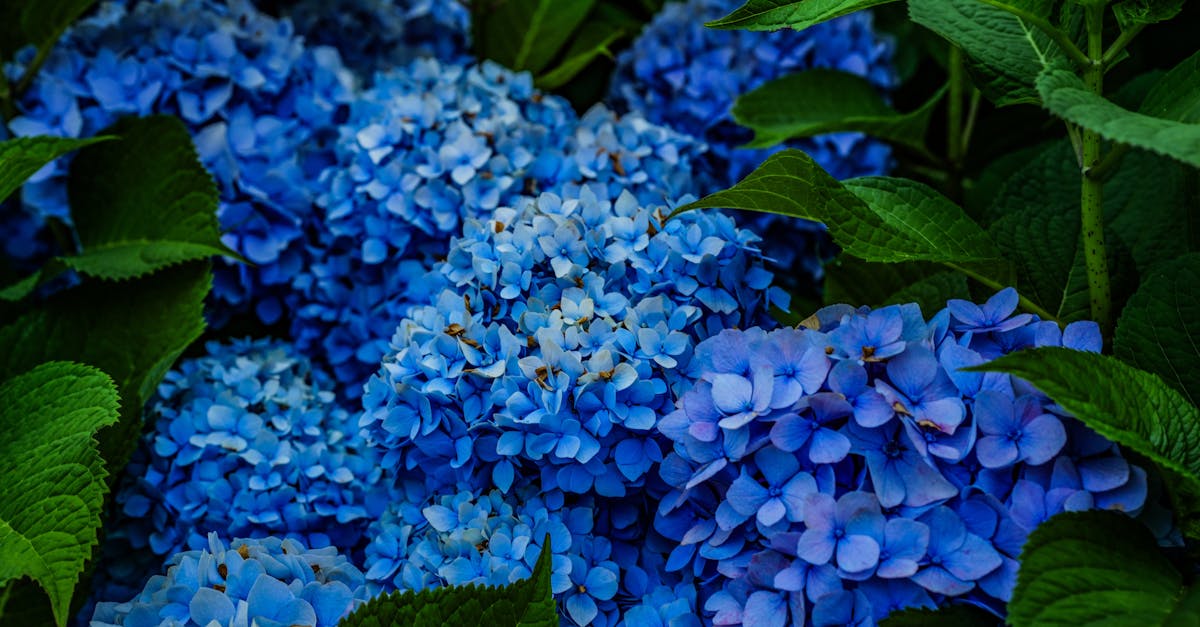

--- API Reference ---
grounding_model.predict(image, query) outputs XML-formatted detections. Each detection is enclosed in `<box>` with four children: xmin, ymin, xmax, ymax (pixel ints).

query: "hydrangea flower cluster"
<box><xmin>654</xmin><ymin>289</ymin><xmax>1147</xmax><ymax>623</ymax></box>
<box><xmin>609</xmin><ymin>0</ymin><xmax>895</xmax><ymax>186</ymax></box>
<box><xmin>91</xmin><ymin>533</ymin><xmax>369</xmax><ymax>627</ymax></box>
<box><xmin>609</xmin><ymin>0</ymin><xmax>896</xmax><ymax>284</ymax></box>
<box><xmin>112</xmin><ymin>337</ymin><xmax>386</xmax><ymax>566</ymax></box>
<box><xmin>285</xmin><ymin>0</ymin><xmax>471</xmax><ymax>74</ymax></box>
<box><xmin>359</xmin><ymin>188</ymin><xmax>786</xmax><ymax>503</ymax></box>
<box><xmin>297</xmin><ymin>59</ymin><xmax>713</xmax><ymax>395</ymax></box>
<box><xmin>6</xmin><ymin>0</ymin><xmax>356</xmax><ymax>323</ymax></box>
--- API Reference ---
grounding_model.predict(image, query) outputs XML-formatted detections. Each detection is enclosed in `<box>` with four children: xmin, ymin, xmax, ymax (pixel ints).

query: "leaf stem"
<box><xmin>1081</xmin><ymin>5</ymin><xmax>1112</xmax><ymax>339</ymax></box>
<box><xmin>1101</xmin><ymin>25</ymin><xmax>1144</xmax><ymax>68</ymax></box>
<box><xmin>977</xmin><ymin>0</ymin><xmax>1090</xmax><ymax>69</ymax></box>
<box><xmin>946</xmin><ymin>47</ymin><xmax>966</xmax><ymax>201</ymax></box>
<box><xmin>947</xmin><ymin>262</ymin><xmax>1058</xmax><ymax>322</ymax></box>
<box><xmin>960</xmin><ymin>89</ymin><xmax>982</xmax><ymax>155</ymax></box>
<box><xmin>1088</xmin><ymin>143</ymin><xmax>1130</xmax><ymax>182</ymax></box>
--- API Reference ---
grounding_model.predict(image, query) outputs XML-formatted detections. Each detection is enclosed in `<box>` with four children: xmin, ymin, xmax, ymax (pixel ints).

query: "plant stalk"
<box><xmin>946</xmin><ymin>46</ymin><xmax>966</xmax><ymax>201</ymax></box>
<box><xmin>1081</xmin><ymin>6</ymin><xmax>1112</xmax><ymax>339</ymax></box>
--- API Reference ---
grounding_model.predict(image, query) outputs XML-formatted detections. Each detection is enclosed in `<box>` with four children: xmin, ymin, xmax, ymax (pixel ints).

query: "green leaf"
<box><xmin>823</xmin><ymin>257</ymin><xmax>946</xmax><ymax>309</ymax></box>
<box><xmin>1114</xmin><ymin>254</ymin><xmax>1200</xmax><ymax>407</ymax></box>
<box><xmin>0</xmin><ymin>0</ymin><xmax>95</xmax><ymax>61</ymax></box>
<box><xmin>535</xmin><ymin>11</ymin><xmax>625</xmax><ymax>89</ymax></box>
<box><xmin>880</xmin><ymin>604</ymin><xmax>1001</xmax><ymax>626</ymax></box>
<box><xmin>971</xmin><ymin>347</ymin><xmax>1200</xmax><ymax>487</ymax></box>
<box><xmin>1010</xmin><ymin>510</ymin><xmax>1191</xmax><ymax>626</ymax></box>
<box><xmin>909</xmin><ymin>0</ymin><xmax>1060</xmax><ymax>106</ymax></box>
<box><xmin>1036</xmin><ymin>65</ymin><xmax>1200</xmax><ymax>168</ymax></box>
<box><xmin>883</xmin><ymin>270</ymin><xmax>971</xmax><ymax>315</ymax></box>
<box><xmin>672</xmin><ymin>150</ymin><xmax>1004</xmax><ymax>265</ymax></box>
<box><xmin>0</xmin><ymin>263</ymin><xmax>210</xmax><ymax>475</ymax></box>
<box><xmin>0</xmin><ymin>362</ymin><xmax>119</xmax><ymax>627</ymax></box>
<box><xmin>0</xmin><ymin>135</ymin><xmax>112</xmax><ymax>205</ymax></box>
<box><xmin>731</xmin><ymin>69</ymin><xmax>944</xmax><ymax>157</ymax></box>
<box><xmin>338</xmin><ymin>534</ymin><xmax>556</xmax><ymax>627</ymax></box>
<box><xmin>472</xmin><ymin>0</ymin><xmax>596</xmax><ymax>74</ymax></box>
<box><xmin>1140</xmin><ymin>49</ymin><xmax>1200</xmax><ymax>124</ymax></box>
<box><xmin>705</xmin><ymin>0</ymin><xmax>899</xmax><ymax>31</ymax></box>
<box><xmin>1113</xmin><ymin>0</ymin><xmax>1185</xmax><ymax>29</ymax></box>
<box><xmin>62</xmin><ymin>115</ymin><xmax>232</xmax><ymax>281</ymax></box>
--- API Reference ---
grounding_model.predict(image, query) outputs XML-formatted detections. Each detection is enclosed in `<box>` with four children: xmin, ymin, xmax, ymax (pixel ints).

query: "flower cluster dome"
<box><xmin>296</xmin><ymin>59</ymin><xmax>714</xmax><ymax>396</ymax></box>
<box><xmin>359</xmin><ymin>188</ymin><xmax>786</xmax><ymax>502</ymax></box>
<box><xmin>90</xmin><ymin>533</ymin><xmax>369</xmax><ymax>627</ymax></box>
<box><xmin>111</xmin><ymin>337</ymin><xmax>386</xmax><ymax>567</ymax></box>
<box><xmin>6</xmin><ymin>0</ymin><xmax>356</xmax><ymax>323</ymax></box>
<box><xmin>654</xmin><ymin>289</ymin><xmax>1147</xmax><ymax>623</ymax></box>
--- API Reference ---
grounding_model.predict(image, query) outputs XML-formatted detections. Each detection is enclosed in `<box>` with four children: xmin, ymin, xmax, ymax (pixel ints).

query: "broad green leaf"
<box><xmin>0</xmin><ymin>362</ymin><xmax>118</xmax><ymax>627</ymax></box>
<box><xmin>1113</xmin><ymin>0</ymin><xmax>1185</xmax><ymax>29</ymax></box>
<box><xmin>0</xmin><ymin>0</ymin><xmax>95</xmax><ymax>60</ymax></box>
<box><xmin>1010</xmin><ymin>510</ymin><xmax>1190</xmax><ymax>626</ymax></box>
<box><xmin>472</xmin><ymin>0</ymin><xmax>596</xmax><ymax>74</ymax></box>
<box><xmin>0</xmin><ymin>263</ymin><xmax>210</xmax><ymax>475</ymax></box>
<box><xmin>1140</xmin><ymin>49</ymin><xmax>1200</xmax><ymax>124</ymax></box>
<box><xmin>909</xmin><ymin>0</ymin><xmax>1060</xmax><ymax>106</ymax></box>
<box><xmin>971</xmin><ymin>348</ymin><xmax>1200</xmax><ymax>487</ymax></box>
<box><xmin>705</xmin><ymin>0</ymin><xmax>898</xmax><ymax>31</ymax></box>
<box><xmin>880</xmin><ymin>604</ymin><xmax>1001</xmax><ymax>626</ymax></box>
<box><xmin>1114</xmin><ymin>254</ymin><xmax>1200</xmax><ymax>406</ymax></box>
<box><xmin>824</xmin><ymin>257</ymin><xmax>946</xmax><ymax>309</ymax></box>
<box><xmin>732</xmin><ymin>69</ymin><xmax>944</xmax><ymax>157</ymax></box>
<box><xmin>672</xmin><ymin>150</ymin><xmax>1004</xmax><ymax>266</ymax></box>
<box><xmin>883</xmin><ymin>270</ymin><xmax>971</xmax><ymax>316</ymax></box>
<box><xmin>1036</xmin><ymin>66</ymin><xmax>1200</xmax><ymax>168</ymax></box>
<box><xmin>0</xmin><ymin>135</ymin><xmax>111</xmax><ymax>204</ymax></box>
<box><xmin>63</xmin><ymin>115</ymin><xmax>232</xmax><ymax>281</ymax></box>
<box><xmin>536</xmin><ymin>11</ymin><xmax>625</xmax><ymax>89</ymax></box>
<box><xmin>338</xmin><ymin>535</ymin><xmax>556</xmax><ymax>626</ymax></box>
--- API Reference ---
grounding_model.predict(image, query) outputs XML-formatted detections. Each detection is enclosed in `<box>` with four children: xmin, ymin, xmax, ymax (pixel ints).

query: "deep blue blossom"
<box><xmin>609</xmin><ymin>0</ymin><xmax>896</xmax><ymax>285</ymax></box>
<box><xmin>7</xmin><ymin>0</ymin><xmax>356</xmax><ymax>324</ymax></box>
<box><xmin>298</xmin><ymin>59</ymin><xmax>713</xmax><ymax>396</ymax></box>
<box><xmin>655</xmin><ymin>292</ymin><xmax>1147</xmax><ymax>624</ymax></box>
<box><xmin>108</xmin><ymin>338</ymin><xmax>386</xmax><ymax>577</ymax></box>
<box><xmin>90</xmin><ymin>533</ymin><xmax>368</xmax><ymax>627</ymax></box>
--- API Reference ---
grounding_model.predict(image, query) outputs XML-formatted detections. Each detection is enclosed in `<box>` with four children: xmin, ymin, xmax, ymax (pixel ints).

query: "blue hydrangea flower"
<box><xmin>90</xmin><ymin>533</ymin><xmax>369</xmax><ymax>627</ymax></box>
<box><xmin>654</xmin><ymin>290</ymin><xmax>1147</xmax><ymax>624</ymax></box>
<box><xmin>359</xmin><ymin>189</ymin><xmax>785</xmax><ymax>503</ymax></box>
<box><xmin>297</xmin><ymin>59</ymin><xmax>713</xmax><ymax>396</ymax></box>
<box><xmin>285</xmin><ymin>0</ymin><xmax>471</xmax><ymax>74</ymax></box>
<box><xmin>7</xmin><ymin>0</ymin><xmax>356</xmax><ymax>323</ymax></box>
<box><xmin>609</xmin><ymin>0</ymin><xmax>896</xmax><ymax>284</ymax></box>
<box><xmin>110</xmin><ymin>338</ymin><xmax>386</xmax><ymax>571</ymax></box>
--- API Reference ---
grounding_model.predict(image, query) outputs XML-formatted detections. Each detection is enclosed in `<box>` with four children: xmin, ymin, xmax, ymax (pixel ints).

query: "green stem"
<box><xmin>1101</xmin><ymin>24</ymin><xmax>1144</xmax><ymax>68</ymax></box>
<box><xmin>960</xmin><ymin>89</ymin><xmax>982</xmax><ymax>155</ymax></box>
<box><xmin>1081</xmin><ymin>5</ymin><xmax>1112</xmax><ymax>339</ymax></box>
<box><xmin>1088</xmin><ymin>143</ymin><xmax>1130</xmax><ymax>182</ymax></box>
<box><xmin>947</xmin><ymin>263</ymin><xmax>1059</xmax><ymax>322</ymax></box>
<box><xmin>946</xmin><ymin>47</ymin><xmax>966</xmax><ymax>201</ymax></box>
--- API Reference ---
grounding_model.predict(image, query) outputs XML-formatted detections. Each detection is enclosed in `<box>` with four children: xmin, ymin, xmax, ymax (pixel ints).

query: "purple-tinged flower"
<box><xmin>811</xmin><ymin>589</ymin><xmax>874</xmax><ymax>627</ymax></box>
<box><xmin>771</xmin><ymin>393</ymin><xmax>853</xmax><ymax>464</ymax></box>
<box><xmin>796</xmin><ymin>492</ymin><xmax>886</xmax><ymax>578</ymax></box>
<box><xmin>911</xmin><ymin>507</ymin><xmax>1002</xmax><ymax>595</ymax></box>
<box><xmin>975</xmin><ymin>391</ymin><xmax>1067</xmax><ymax>468</ymax></box>
<box><xmin>947</xmin><ymin>287</ymin><xmax>1033</xmax><ymax>334</ymax></box>
<box><xmin>847</xmin><ymin>421</ymin><xmax>957</xmax><ymax>508</ymax></box>
<box><xmin>876</xmin><ymin>345</ymin><xmax>966</xmax><ymax>434</ymax></box>
<box><xmin>726</xmin><ymin>448</ymin><xmax>819</xmax><ymax>527</ymax></box>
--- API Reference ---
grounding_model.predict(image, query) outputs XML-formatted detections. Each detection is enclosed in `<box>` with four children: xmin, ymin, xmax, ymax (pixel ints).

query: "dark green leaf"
<box><xmin>881</xmin><ymin>604</ymin><xmax>1001</xmax><ymax>626</ymax></box>
<box><xmin>1113</xmin><ymin>0</ymin><xmax>1185</xmax><ymax>29</ymax></box>
<box><xmin>63</xmin><ymin>115</ymin><xmax>232</xmax><ymax>281</ymax></box>
<box><xmin>1010</xmin><ymin>510</ymin><xmax>1189</xmax><ymax>626</ymax></box>
<box><xmin>0</xmin><ymin>0</ymin><xmax>95</xmax><ymax>61</ymax></box>
<box><xmin>672</xmin><ymin>150</ymin><xmax>1004</xmax><ymax>265</ymax></box>
<box><xmin>1114</xmin><ymin>253</ymin><xmax>1200</xmax><ymax>406</ymax></box>
<box><xmin>0</xmin><ymin>135</ymin><xmax>112</xmax><ymax>205</ymax></box>
<box><xmin>909</xmin><ymin>0</ymin><xmax>1059</xmax><ymax>106</ymax></box>
<box><xmin>883</xmin><ymin>270</ymin><xmax>971</xmax><ymax>315</ymax></box>
<box><xmin>824</xmin><ymin>257</ymin><xmax>945</xmax><ymax>309</ymax></box>
<box><xmin>0</xmin><ymin>263</ymin><xmax>210</xmax><ymax>475</ymax></box>
<box><xmin>1037</xmin><ymin>65</ymin><xmax>1200</xmax><ymax>168</ymax></box>
<box><xmin>971</xmin><ymin>348</ymin><xmax>1200</xmax><ymax>487</ymax></box>
<box><xmin>705</xmin><ymin>0</ymin><xmax>899</xmax><ymax>31</ymax></box>
<box><xmin>472</xmin><ymin>0</ymin><xmax>596</xmax><ymax>74</ymax></box>
<box><xmin>536</xmin><ymin>10</ymin><xmax>625</xmax><ymax>89</ymax></box>
<box><xmin>0</xmin><ymin>362</ymin><xmax>119</xmax><ymax>627</ymax></box>
<box><xmin>1140</xmin><ymin>48</ymin><xmax>1200</xmax><ymax>124</ymax></box>
<box><xmin>732</xmin><ymin>69</ymin><xmax>944</xmax><ymax>158</ymax></box>
<box><xmin>339</xmin><ymin>533</ymin><xmax>556</xmax><ymax>627</ymax></box>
